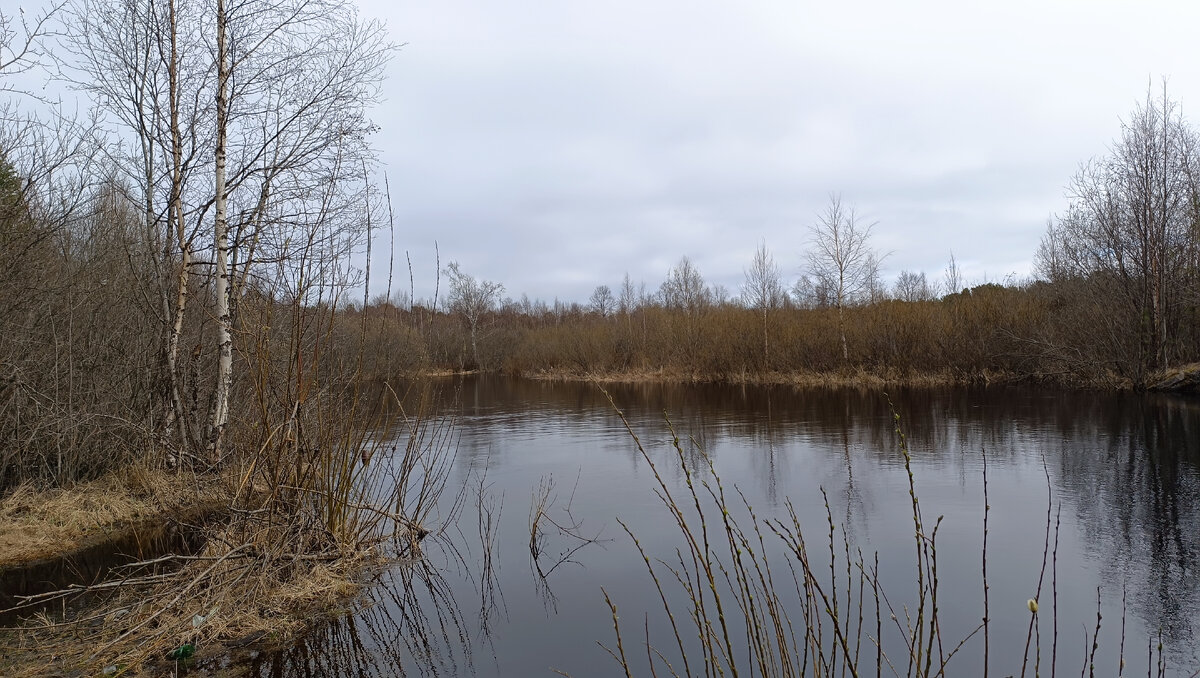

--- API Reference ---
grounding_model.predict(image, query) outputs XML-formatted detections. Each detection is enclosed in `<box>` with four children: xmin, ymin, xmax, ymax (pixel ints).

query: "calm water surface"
<box><xmin>240</xmin><ymin>377</ymin><xmax>1200</xmax><ymax>677</ymax></box>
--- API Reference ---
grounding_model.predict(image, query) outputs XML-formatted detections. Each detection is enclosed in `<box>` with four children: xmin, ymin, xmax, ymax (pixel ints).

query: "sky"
<box><xmin>348</xmin><ymin>1</ymin><xmax>1200</xmax><ymax>304</ymax></box>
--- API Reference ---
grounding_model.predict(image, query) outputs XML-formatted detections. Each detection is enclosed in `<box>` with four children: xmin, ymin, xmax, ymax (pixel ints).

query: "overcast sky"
<box><xmin>359</xmin><ymin>0</ymin><xmax>1200</xmax><ymax>305</ymax></box>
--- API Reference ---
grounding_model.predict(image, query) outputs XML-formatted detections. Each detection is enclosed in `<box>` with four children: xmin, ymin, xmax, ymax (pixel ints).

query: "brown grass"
<box><xmin>599</xmin><ymin>393</ymin><xmax>1148</xmax><ymax>677</ymax></box>
<box><xmin>418</xmin><ymin>368</ymin><xmax>481</xmax><ymax>378</ymax></box>
<box><xmin>0</xmin><ymin>465</ymin><xmax>229</xmax><ymax>568</ymax></box>
<box><xmin>0</xmin><ymin>531</ymin><xmax>383</xmax><ymax>678</ymax></box>
<box><xmin>0</xmin><ymin>379</ymin><xmax>455</xmax><ymax>677</ymax></box>
<box><xmin>1147</xmin><ymin>362</ymin><xmax>1200</xmax><ymax>392</ymax></box>
<box><xmin>523</xmin><ymin>365</ymin><xmax>1023</xmax><ymax>388</ymax></box>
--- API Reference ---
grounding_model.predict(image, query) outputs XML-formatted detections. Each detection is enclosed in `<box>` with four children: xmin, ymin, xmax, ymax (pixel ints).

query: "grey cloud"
<box><xmin>365</xmin><ymin>0</ymin><xmax>1200</xmax><ymax>305</ymax></box>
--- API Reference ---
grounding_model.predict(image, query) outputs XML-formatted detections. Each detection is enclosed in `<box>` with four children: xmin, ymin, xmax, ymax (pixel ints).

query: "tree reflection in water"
<box><xmin>220</xmin><ymin>378</ymin><xmax>1200</xmax><ymax>676</ymax></box>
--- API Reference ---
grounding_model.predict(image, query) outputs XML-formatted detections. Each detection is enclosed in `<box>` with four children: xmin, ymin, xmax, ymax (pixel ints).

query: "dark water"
<box><xmin>240</xmin><ymin>377</ymin><xmax>1200</xmax><ymax>677</ymax></box>
<box><xmin>0</xmin><ymin>521</ymin><xmax>206</xmax><ymax>625</ymax></box>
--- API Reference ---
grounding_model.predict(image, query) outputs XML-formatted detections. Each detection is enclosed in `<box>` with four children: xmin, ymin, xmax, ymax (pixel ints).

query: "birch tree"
<box><xmin>63</xmin><ymin>0</ymin><xmax>392</xmax><ymax>463</ymax></box>
<box><xmin>65</xmin><ymin>0</ymin><xmax>214</xmax><ymax>457</ymax></box>
<box><xmin>806</xmin><ymin>194</ymin><xmax>879</xmax><ymax>361</ymax></box>
<box><xmin>660</xmin><ymin>256</ymin><xmax>708</xmax><ymax>315</ymax></box>
<box><xmin>445</xmin><ymin>261</ymin><xmax>504</xmax><ymax>369</ymax></box>
<box><xmin>207</xmin><ymin>0</ymin><xmax>232</xmax><ymax>457</ymax></box>
<box><xmin>943</xmin><ymin>252</ymin><xmax>962</xmax><ymax>296</ymax></box>
<box><xmin>742</xmin><ymin>241</ymin><xmax>784</xmax><ymax>363</ymax></box>
<box><xmin>205</xmin><ymin>0</ymin><xmax>391</xmax><ymax>459</ymax></box>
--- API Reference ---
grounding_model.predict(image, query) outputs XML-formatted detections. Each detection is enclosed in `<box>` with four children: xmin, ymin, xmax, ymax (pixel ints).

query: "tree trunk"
<box><xmin>165</xmin><ymin>0</ymin><xmax>192</xmax><ymax>457</ymax></box>
<box><xmin>761</xmin><ymin>305</ymin><xmax>768</xmax><ymax>367</ymax></box>
<box><xmin>208</xmin><ymin>0</ymin><xmax>232</xmax><ymax>462</ymax></box>
<box><xmin>469</xmin><ymin>319</ymin><xmax>479</xmax><ymax>369</ymax></box>
<box><xmin>838</xmin><ymin>268</ymin><xmax>849</xmax><ymax>362</ymax></box>
<box><xmin>838</xmin><ymin>303</ymin><xmax>848</xmax><ymax>362</ymax></box>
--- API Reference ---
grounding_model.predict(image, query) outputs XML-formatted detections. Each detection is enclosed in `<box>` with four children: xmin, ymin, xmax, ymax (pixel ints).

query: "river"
<box><xmin>235</xmin><ymin>377</ymin><xmax>1200</xmax><ymax>677</ymax></box>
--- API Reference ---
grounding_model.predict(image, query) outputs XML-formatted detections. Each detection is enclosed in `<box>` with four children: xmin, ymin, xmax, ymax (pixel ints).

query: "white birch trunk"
<box><xmin>164</xmin><ymin>0</ymin><xmax>192</xmax><ymax>456</ymax></box>
<box><xmin>208</xmin><ymin>0</ymin><xmax>232</xmax><ymax>462</ymax></box>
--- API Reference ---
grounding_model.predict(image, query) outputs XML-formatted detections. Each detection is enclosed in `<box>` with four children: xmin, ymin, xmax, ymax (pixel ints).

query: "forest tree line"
<box><xmin>344</xmin><ymin>254</ymin><xmax>1040</xmax><ymax>382</ymax></box>
<box><xmin>2</xmin><ymin>0</ymin><xmax>1199</xmax><ymax>497</ymax></box>
<box><xmin>353</xmin><ymin>88</ymin><xmax>1200</xmax><ymax>387</ymax></box>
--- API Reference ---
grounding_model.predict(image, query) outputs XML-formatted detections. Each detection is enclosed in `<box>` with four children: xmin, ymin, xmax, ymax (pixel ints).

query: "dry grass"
<box><xmin>0</xmin><ymin>475</ymin><xmax>428</xmax><ymax>677</ymax></box>
<box><xmin>599</xmin><ymin>390</ymin><xmax>1154</xmax><ymax>677</ymax></box>
<box><xmin>0</xmin><ymin>529</ymin><xmax>385</xmax><ymax>678</ymax></box>
<box><xmin>524</xmin><ymin>365</ymin><xmax>1020</xmax><ymax>388</ymax></box>
<box><xmin>419</xmin><ymin>368</ymin><xmax>481</xmax><ymax>378</ymax></box>
<box><xmin>0</xmin><ymin>465</ymin><xmax>229</xmax><ymax>568</ymax></box>
<box><xmin>0</xmin><ymin>381</ymin><xmax>456</xmax><ymax>677</ymax></box>
<box><xmin>1147</xmin><ymin>362</ymin><xmax>1200</xmax><ymax>392</ymax></box>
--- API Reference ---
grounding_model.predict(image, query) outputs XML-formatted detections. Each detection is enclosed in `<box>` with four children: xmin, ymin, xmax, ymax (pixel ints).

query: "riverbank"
<box><xmin>0</xmin><ymin>462</ymin><xmax>413</xmax><ymax>677</ymax></box>
<box><xmin>1149</xmin><ymin>362</ymin><xmax>1200</xmax><ymax>394</ymax></box>
<box><xmin>0</xmin><ymin>550</ymin><xmax>377</xmax><ymax>678</ymax></box>
<box><xmin>517</xmin><ymin>365</ymin><xmax>1114</xmax><ymax>388</ymax></box>
<box><xmin>0</xmin><ymin>466</ymin><xmax>228</xmax><ymax>569</ymax></box>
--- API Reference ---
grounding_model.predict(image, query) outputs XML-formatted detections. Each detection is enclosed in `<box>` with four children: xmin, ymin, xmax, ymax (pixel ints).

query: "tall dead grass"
<box><xmin>0</xmin><ymin>466</ymin><xmax>225</xmax><ymax>568</ymax></box>
<box><xmin>0</xmin><ymin>205</ymin><xmax>462</xmax><ymax>675</ymax></box>
<box><xmin>600</xmin><ymin>388</ymin><xmax>1165</xmax><ymax>677</ymax></box>
<box><xmin>0</xmin><ymin>382</ymin><xmax>460</xmax><ymax>677</ymax></box>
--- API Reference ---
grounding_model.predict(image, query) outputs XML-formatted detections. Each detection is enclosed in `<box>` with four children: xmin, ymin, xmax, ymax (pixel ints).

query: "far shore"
<box><xmin>410</xmin><ymin>366</ymin><xmax>1144</xmax><ymax>390</ymax></box>
<box><xmin>520</xmin><ymin>366</ymin><xmax>1016</xmax><ymax>388</ymax></box>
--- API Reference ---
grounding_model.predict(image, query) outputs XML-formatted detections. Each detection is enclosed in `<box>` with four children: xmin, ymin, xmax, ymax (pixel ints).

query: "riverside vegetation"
<box><xmin>343</xmin><ymin>89</ymin><xmax>1200</xmax><ymax>392</ymax></box>
<box><xmin>0</xmin><ymin>0</ymin><xmax>465</xmax><ymax>674</ymax></box>
<box><xmin>1</xmin><ymin>0</ymin><xmax>1199</xmax><ymax>673</ymax></box>
<box><xmin>601</xmin><ymin>393</ymin><xmax>1158</xmax><ymax>678</ymax></box>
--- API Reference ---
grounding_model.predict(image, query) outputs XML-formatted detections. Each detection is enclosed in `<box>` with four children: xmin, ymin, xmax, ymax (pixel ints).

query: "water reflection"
<box><xmin>0</xmin><ymin>520</ymin><xmax>207</xmax><ymax>626</ymax></box>
<box><xmin>246</xmin><ymin>378</ymin><xmax>1200</xmax><ymax>676</ymax></box>
<box><xmin>1055</xmin><ymin>393</ymin><xmax>1200</xmax><ymax>654</ymax></box>
<box><xmin>235</xmin><ymin>559</ymin><xmax>477</xmax><ymax>678</ymax></box>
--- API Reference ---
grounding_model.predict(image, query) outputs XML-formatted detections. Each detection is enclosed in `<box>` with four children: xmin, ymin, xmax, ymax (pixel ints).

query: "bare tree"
<box><xmin>617</xmin><ymin>272</ymin><xmax>640</xmax><ymax>340</ymax></box>
<box><xmin>790</xmin><ymin>274</ymin><xmax>830</xmax><ymax>309</ymax></box>
<box><xmin>708</xmin><ymin>283</ymin><xmax>730</xmax><ymax>306</ymax></box>
<box><xmin>659</xmin><ymin>256</ymin><xmax>708</xmax><ymax>315</ymax></box>
<box><xmin>61</xmin><ymin>0</ymin><xmax>212</xmax><ymax>456</ymax></box>
<box><xmin>862</xmin><ymin>251</ymin><xmax>886</xmax><ymax>303</ymax></box>
<box><xmin>659</xmin><ymin>256</ymin><xmax>710</xmax><ymax>360</ymax></box>
<box><xmin>63</xmin><ymin>0</ymin><xmax>392</xmax><ymax>461</ymax></box>
<box><xmin>943</xmin><ymin>251</ymin><xmax>963</xmax><ymax>296</ymax></box>
<box><xmin>445</xmin><ymin>261</ymin><xmax>504</xmax><ymax>369</ymax></box>
<box><xmin>1033</xmin><ymin>220</ymin><xmax>1065</xmax><ymax>283</ymax></box>
<box><xmin>207</xmin><ymin>0</ymin><xmax>392</xmax><ymax>458</ymax></box>
<box><xmin>894</xmin><ymin>270</ymin><xmax>934</xmax><ymax>302</ymax></box>
<box><xmin>589</xmin><ymin>284</ymin><xmax>614</xmax><ymax>316</ymax></box>
<box><xmin>742</xmin><ymin>241</ymin><xmax>784</xmax><ymax>362</ymax></box>
<box><xmin>1037</xmin><ymin>84</ymin><xmax>1197</xmax><ymax>382</ymax></box>
<box><xmin>618</xmin><ymin>273</ymin><xmax>636</xmax><ymax>316</ymax></box>
<box><xmin>208</xmin><ymin>0</ymin><xmax>233</xmax><ymax>458</ymax></box>
<box><xmin>1</xmin><ymin>1</ymin><xmax>63</xmax><ymax>91</ymax></box>
<box><xmin>805</xmin><ymin>194</ymin><xmax>879</xmax><ymax>361</ymax></box>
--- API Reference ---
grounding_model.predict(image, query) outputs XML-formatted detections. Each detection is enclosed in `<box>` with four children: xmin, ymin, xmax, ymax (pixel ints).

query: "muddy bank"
<box><xmin>1149</xmin><ymin>363</ymin><xmax>1200</xmax><ymax>394</ymax></box>
<box><xmin>0</xmin><ymin>520</ymin><xmax>208</xmax><ymax>625</ymax></box>
<box><xmin>0</xmin><ymin>467</ymin><xmax>229</xmax><ymax>570</ymax></box>
<box><xmin>0</xmin><ymin>453</ymin><xmax>426</xmax><ymax>677</ymax></box>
